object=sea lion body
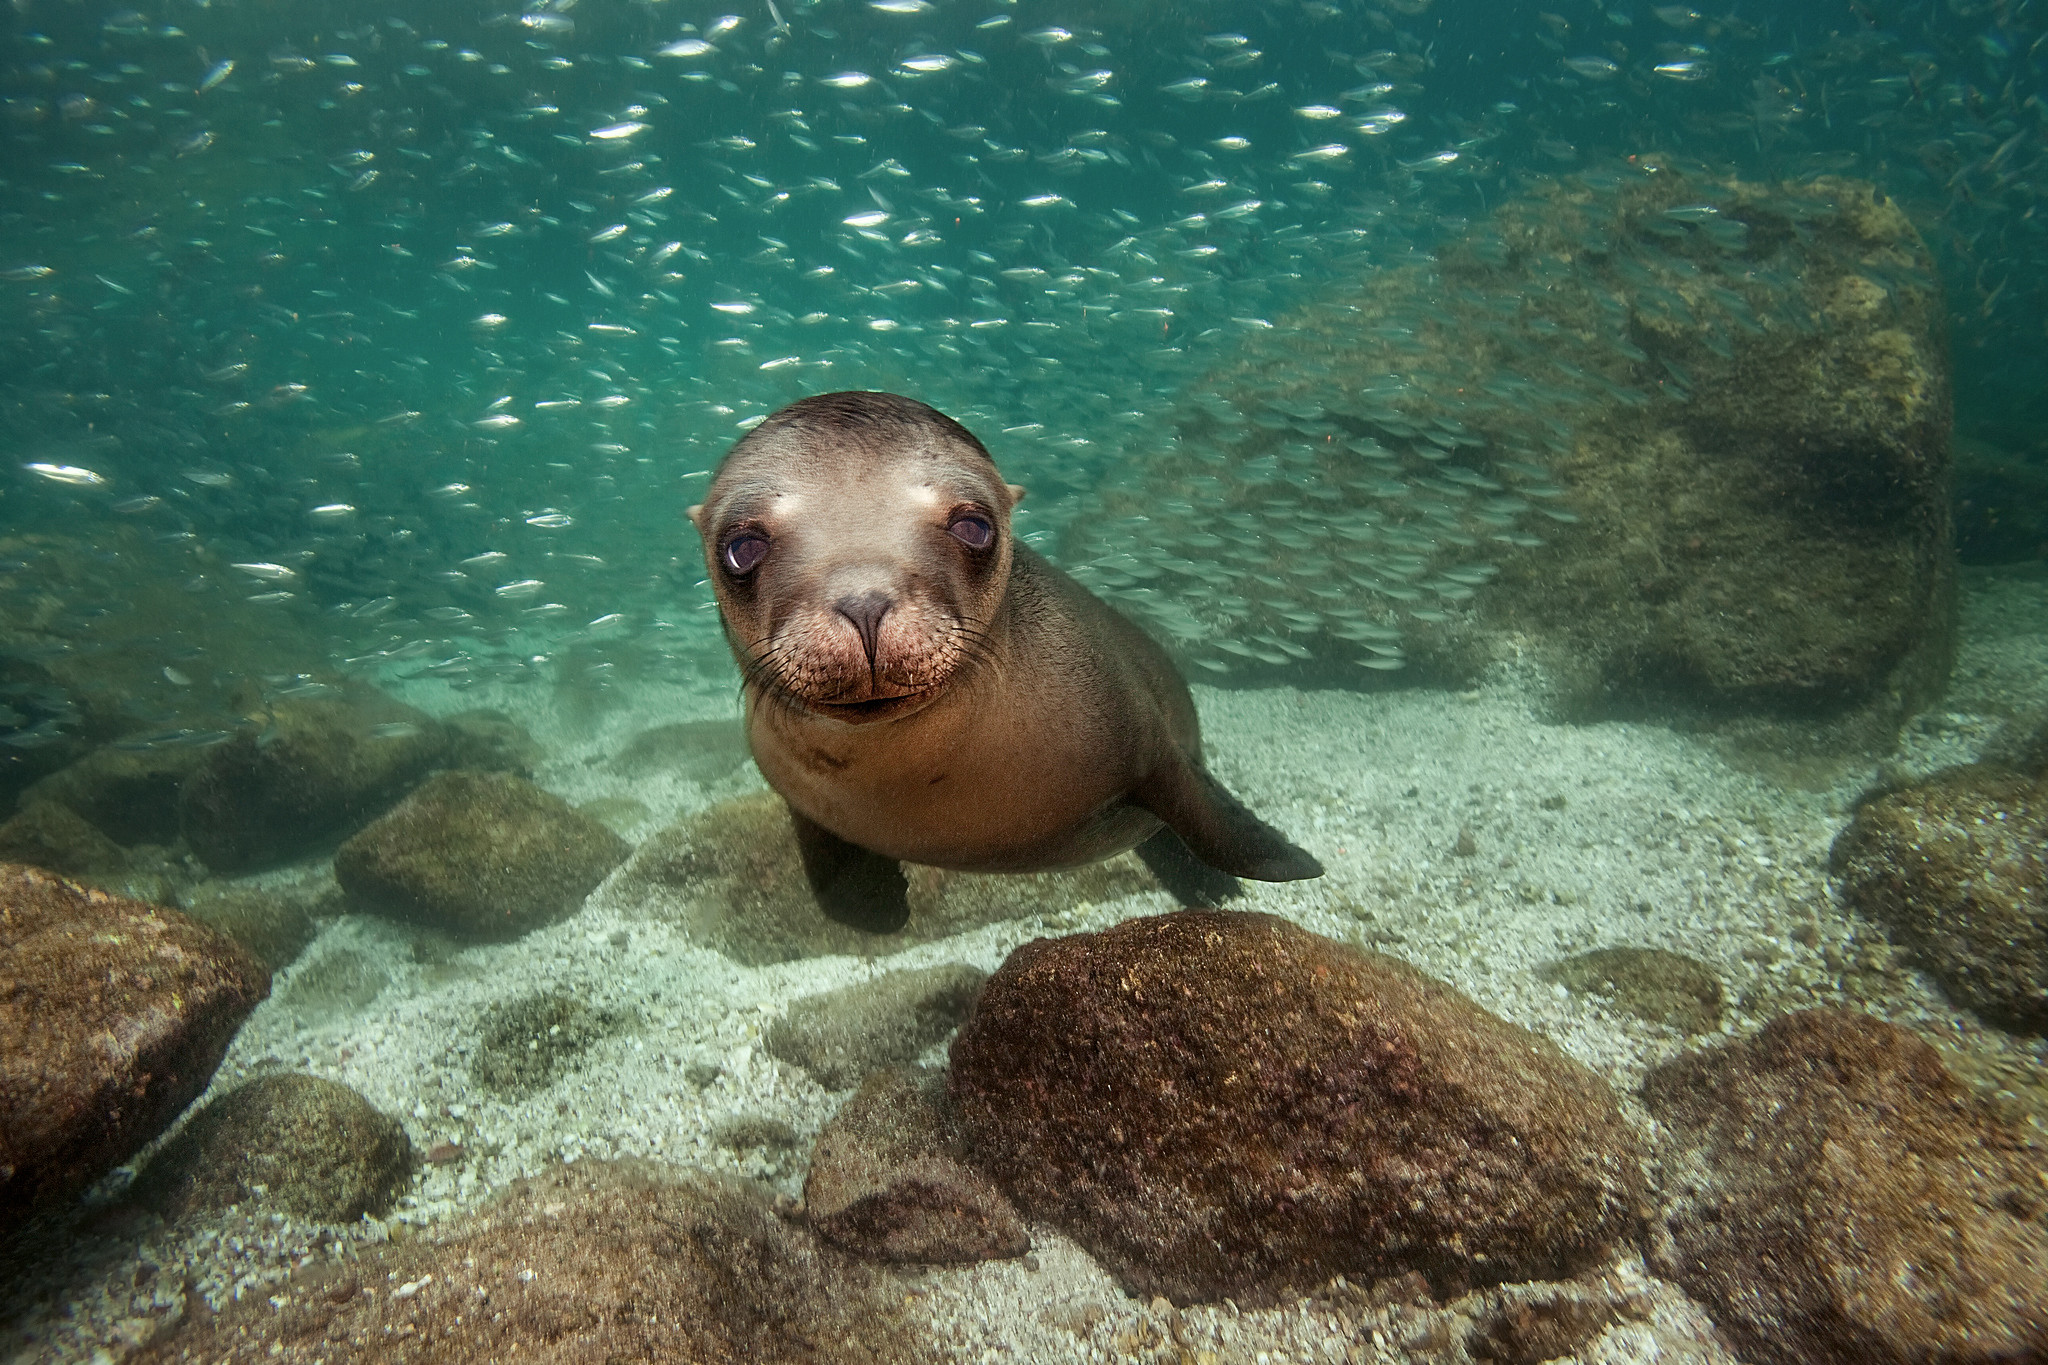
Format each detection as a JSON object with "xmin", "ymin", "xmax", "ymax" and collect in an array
[{"xmin": 689, "ymin": 391, "xmax": 1321, "ymax": 931}]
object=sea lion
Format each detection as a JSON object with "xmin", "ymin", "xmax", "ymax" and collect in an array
[{"xmin": 687, "ymin": 391, "xmax": 1323, "ymax": 933}]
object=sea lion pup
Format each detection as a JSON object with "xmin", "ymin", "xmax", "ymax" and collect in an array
[{"xmin": 687, "ymin": 391, "xmax": 1323, "ymax": 933}]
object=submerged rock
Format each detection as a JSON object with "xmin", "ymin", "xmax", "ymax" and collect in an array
[
  {"xmin": 178, "ymin": 688, "xmax": 449, "ymax": 872},
  {"xmin": 611, "ymin": 791, "xmax": 1156, "ymax": 964},
  {"xmin": 606, "ymin": 717, "xmax": 752, "ymax": 782},
  {"xmin": 440, "ymin": 708, "xmax": 542, "ymax": 777},
  {"xmin": 0, "ymin": 865, "xmax": 268, "ymax": 1227},
  {"xmin": 0, "ymin": 799, "xmax": 131, "ymax": 882},
  {"xmin": 1539, "ymin": 946, "xmax": 1725, "ymax": 1034},
  {"xmin": 334, "ymin": 770, "xmax": 628, "ymax": 941},
  {"xmin": 1644, "ymin": 1008, "xmax": 2048, "ymax": 1365},
  {"xmin": 132, "ymin": 1074, "xmax": 412, "ymax": 1223},
  {"xmin": 177, "ymin": 881, "xmax": 324, "ymax": 972},
  {"xmin": 132, "ymin": 1160, "xmax": 938, "ymax": 1365},
  {"xmin": 1830, "ymin": 763, "xmax": 2046, "ymax": 1032},
  {"xmin": 764, "ymin": 963, "xmax": 986, "ymax": 1090},
  {"xmin": 949, "ymin": 910, "xmax": 1644, "ymax": 1305},
  {"xmin": 806, "ymin": 1067, "xmax": 1028, "ymax": 1264},
  {"xmin": 470, "ymin": 990, "xmax": 629, "ymax": 1096},
  {"xmin": 23, "ymin": 743, "xmax": 205, "ymax": 847}
]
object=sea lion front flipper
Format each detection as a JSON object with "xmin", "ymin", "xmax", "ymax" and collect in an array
[
  {"xmin": 1134, "ymin": 756, "xmax": 1325, "ymax": 884},
  {"xmin": 789, "ymin": 807, "xmax": 911, "ymax": 933},
  {"xmin": 1136, "ymin": 826, "xmax": 1243, "ymax": 907}
]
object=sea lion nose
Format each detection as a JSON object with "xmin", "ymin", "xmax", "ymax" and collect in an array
[{"xmin": 836, "ymin": 591, "xmax": 891, "ymax": 666}]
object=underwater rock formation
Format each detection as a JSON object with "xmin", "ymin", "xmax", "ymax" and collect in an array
[
  {"xmin": 1831, "ymin": 760, "xmax": 2046, "ymax": 1033},
  {"xmin": 177, "ymin": 880, "xmax": 324, "ymax": 973},
  {"xmin": 764, "ymin": 963, "xmax": 987, "ymax": 1090},
  {"xmin": 131, "ymin": 1160, "xmax": 940, "ymax": 1365},
  {"xmin": 612, "ymin": 791, "xmax": 1157, "ymax": 964},
  {"xmin": 805, "ymin": 1066, "xmax": 1028, "ymax": 1264},
  {"xmin": 132, "ymin": 1074, "xmax": 412, "ymax": 1224},
  {"xmin": 1644, "ymin": 1008, "xmax": 2048, "ymax": 1365},
  {"xmin": 24, "ymin": 744, "xmax": 205, "ymax": 848},
  {"xmin": 334, "ymin": 770, "xmax": 628, "ymax": 941},
  {"xmin": 178, "ymin": 687, "xmax": 450, "ymax": 872},
  {"xmin": 606, "ymin": 717, "xmax": 753, "ymax": 782},
  {"xmin": 1068, "ymin": 172, "xmax": 1952, "ymax": 744},
  {"xmin": 948, "ymin": 910, "xmax": 1644, "ymax": 1306},
  {"xmin": 1538, "ymin": 946, "xmax": 1726, "ymax": 1034},
  {"xmin": 0, "ymin": 799, "xmax": 132, "ymax": 884},
  {"xmin": 0, "ymin": 865, "xmax": 267, "ymax": 1228}
]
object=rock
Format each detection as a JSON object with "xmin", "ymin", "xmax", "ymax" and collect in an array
[
  {"xmin": 334, "ymin": 770, "xmax": 628, "ymax": 941},
  {"xmin": 131, "ymin": 1074, "xmax": 412, "ymax": 1223},
  {"xmin": 609, "ymin": 791, "xmax": 1156, "ymax": 965},
  {"xmin": 949, "ymin": 910, "xmax": 1644, "ymax": 1305},
  {"xmin": 1830, "ymin": 764, "xmax": 2047, "ymax": 1032},
  {"xmin": 1538, "ymin": 947, "xmax": 1725, "ymax": 1034},
  {"xmin": 178, "ymin": 881, "xmax": 324, "ymax": 972},
  {"xmin": 1064, "ymin": 173, "xmax": 1952, "ymax": 750},
  {"xmin": 806, "ymin": 1067, "xmax": 1028, "ymax": 1264},
  {"xmin": 23, "ymin": 743, "xmax": 206, "ymax": 847},
  {"xmin": 607, "ymin": 717, "xmax": 752, "ymax": 782},
  {"xmin": 1643, "ymin": 1008, "xmax": 2048, "ymax": 1365},
  {"xmin": 470, "ymin": 991, "xmax": 628, "ymax": 1096},
  {"xmin": 132, "ymin": 1160, "xmax": 937, "ymax": 1365},
  {"xmin": 0, "ymin": 865, "xmax": 268, "ymax": 1228},
  {"xmin": 178, "ymin": 688, "xmax": 449, "ymax": 872},
  {"xmin": 0, "ymin": 800, "xmax": 131, "ymax": 881},
  {"xmin": 440, "ymin": 709, "xmax": 542, "ymax": 777},
  {"xmin": 274, "ymin": 943, "xmax": 390, "ymax": 1023},
  {"xmin": 764, "ymin": 963, "xmax": 986, "ymax": 1090}
]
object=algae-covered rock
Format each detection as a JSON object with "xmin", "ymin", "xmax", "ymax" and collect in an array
[
  {"xmin": 178, "ymin": 687, "xmax": 449, "ymax": 872},
  {"xmin": 24, "ymin": 743, "xmax": 205, "ymax": 847},
  {"xmin": 131, "ymin": 1160, "xmax": 938, "ymax": 1365},
  {"xmin": 334, "ymin": 770, "xmax": 628, "ymax": 941},
  {"xmin": 611, "ymin": 791, "xmax": 1156, "ymax": 964},
  {"xmin": 1644, "ymin": 1008, "xmax": 2048, "ymax": 1365},
  {"xmin": 764, "ymin": 964, "xmax": 986, "ymax": 1090},
  {"xmin": 1539, "ymin": 946, "xmax": 1725, "ymax": 1034},
  {"xmin": 606, "ymin": 718, "xmax": 751, "ymax": 782},
  {"xmin": 805, "ymin": 1067, "xmax": 1028, "ymax": 1264},
  {"xmin": 179, "ymin": 883, "xmax": 321, "ymax": 972},
  {"xmin": 0, "ymin": 865, "xmax": 268, "ymax": 1226},
  {"xmin": 132, "ymin": 1074, "xmax": 412, "ymax": 1223},
  {"xmin": 470, "ymin": 990, "xmax": 628, "ymax": 1096},
  {"xmin": 949, "ymin": 910, "xmax": 1645, "ymax": 1305},
  {"xmin": 440, "ymin": 708, "xmax": 542, "ymax": 777},
  {"xmin": 0, "ymin": 799, "xmax": 131, "ymax": 882},
  {"xmin": 1830, "ymin": 764, "xmax": 2046, "ymax": 1032}
]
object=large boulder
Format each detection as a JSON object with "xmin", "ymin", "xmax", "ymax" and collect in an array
[
  {"xmin": 133, "ymin": 1160, "xmax": 939, "ymax": 1365},
  {"xmin": 132, "ymin": 1074, "xmax": 412, "ymax": 1223},
  {"xmin": 764, "ymin": 963, "xmax": 986, "ymax": 1090},
  {"xmin": 0, "ymin": 865, "xmax": 268, "ymax": 1228},
  {"xmin": 1644, "ymin": 1008, "xmax": 2048, "ymax": 1365},
  {"xmin": 23, "ymin": 743, "xmax": 206, "ymax": 847},
  {"xmin": 178, "ymin": 688, "xmax": 450, "ymax": 872},
  {"xmin": 1063, "ymin": 172, "xmax": 1951, "ymax": 748},
  {"xmin": 335, "ymin": 770, "xmax": 628, "ymax": 941},
  {"xmin": 948, "ymin": 910, "xmax": 1644, "ymax": 1305},
  {"xmin": 1830, "ymin": 763, "xmax": 2046, "ymax": 1032}
]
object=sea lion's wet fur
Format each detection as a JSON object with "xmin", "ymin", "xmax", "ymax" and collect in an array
[{"xmin": 690, "ymin": 391, "xmax": 1322, "ymax": 929}]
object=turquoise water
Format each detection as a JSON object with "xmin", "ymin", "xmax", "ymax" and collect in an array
[{"xmin": 2, "ymin": 0, "xmax": 2041, "ymax": 743}]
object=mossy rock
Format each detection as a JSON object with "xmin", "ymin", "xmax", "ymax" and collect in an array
[
  {"xmin": 24, "ymin": 742, "xmax": 206, "ymax": 846},
  {"xmin": 764, "ymin": 964, "xmax": 987, "ymax": 1090},
  {"xmin": 606, "ymin": 719, "xmax": 751, "ymax": 782},
  {"xmin": 611, "ymin": 791, "xmax": 1156, "ymax": 965},
  {"xmin": 180, "ymin": 884, "xmax": 320, "ymax": 972},
  {"xmin": 335, "ymin": 770, "xmax": 629, "ymax": 941},
  {"xmin": 132, "ymin": 1073, "xmax": 412, "ymax": 1223},
  {"xmin": 0, "ymin": 800, "xmax": 130, "ymax": 881},
  {"xmin": 471, "ymin": 990, "xmax": 629, "ymax": 1096},
  {"xmin": 1539, "ymin": 946, "xmax": 1726, "ymax": 1034}
]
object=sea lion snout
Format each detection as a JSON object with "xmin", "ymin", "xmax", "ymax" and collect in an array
[{"xmin": 835, "ymin": 590, "xmax": 891, "ymax": 666}]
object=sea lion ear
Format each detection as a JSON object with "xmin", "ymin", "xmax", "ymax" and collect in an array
[
  {"xmin": 686, "ymin": 504, "xmax": 705, "ymax": 531},
  {"xmin": 1004, "ymin": 483, "xmax": 1026, "ymax": 509}
]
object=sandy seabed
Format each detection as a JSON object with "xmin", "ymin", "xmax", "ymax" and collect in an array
[{"xmin": 6, "ymin": 564, "xmax": 2046, "ymax": 1365}]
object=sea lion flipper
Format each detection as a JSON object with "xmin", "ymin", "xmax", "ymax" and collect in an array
[
  {"xmin": 1135, "ymin": 757, "xmax": 1324, "ymax": 884},
  {"xmin": 789, "ymin": 807, "xmax": 911, "ymax": 933},
  {"xmin": 1136, "ymin": 827, "xmax": 1243, "ymax": 907}
]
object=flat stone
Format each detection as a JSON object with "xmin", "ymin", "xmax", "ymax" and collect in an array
[
  {"xmin": 0, "ymin": 864, "xmax": 268, "ymax": 1228},
  {"xmin": 1644, "ymin": 1008, "xmax": 2048, "ymax": 1365},
  {"xmin": 764, "ymin": 963, "xmax": 986, "ymax": 1090},
  {"xmin": 1539, "ymin": 946, "xmax": 1725, "ymax": 1034},
  {"xmin": 806, "ymin": 1067, "xmax": 1028, "ymax": 1264},
  {"xmin": 334, "ymin": 770, "xmax": 628, "ymax": 941},
  {"xmin": 949, "ymin": 909, "xmax": 1645, "ymax": 1305}
]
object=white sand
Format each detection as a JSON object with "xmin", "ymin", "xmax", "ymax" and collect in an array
[{"xmin": 6, "ymin": 566, "xmax": 2045, "ymax": 1365}]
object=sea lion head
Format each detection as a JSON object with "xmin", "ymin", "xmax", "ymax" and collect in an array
[{"xmin": 689, "ymin": 391, "xmax": 1025, "ymax": 725}]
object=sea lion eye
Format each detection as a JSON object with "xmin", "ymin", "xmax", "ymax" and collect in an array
[
  {"xmin": 947, "ymin": 514, "xmax": 994, "ymax": 550},
  {"xmin": 722, "ymin": 532, "xmax": 769, "ymax": 575}
]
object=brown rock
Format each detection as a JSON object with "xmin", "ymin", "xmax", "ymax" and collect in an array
[
  {"xmin": 24, "ymin": 743, "xmax": 205, "ymax": 847},
  {"xmin": 0, "ymin": 865, "xmax": 268, "ymax": 1228},
  {"xmin": 948, "ymin": 910, "xmax": 1644, "ymax": 1305},
  {"xmin": 1644, "ymin": 1008, "xmax": 2048, "ymax": 1365},
  {"xmin": 132, "ymin": 1074, "xmax": 412, "ymax": 1223},
  {"xmin": 764, "ymin": 963, "xmax": 986, "ymax": 1090},
  {"xmin": 0, "ymin": 800, "xmax": 129, "ymax": 881},
  {"xmin": 335, "ymin": 770, "xmax": 628, "ymax": 941},
  {"xmin": 133, "ymin": 1159, "xmax": 938, "ymax": 1365},
  {"xmin": 1830, "ymin": 765, "xmax": 2046, "ymax": 1032},
  {"xmin": 806, "ymin": 1067, "xmax": 1028, "ymax": 1264},
  {"xmin": 1539, "ymin": 946, "xmax": 1726, "ymax": 1034}
]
